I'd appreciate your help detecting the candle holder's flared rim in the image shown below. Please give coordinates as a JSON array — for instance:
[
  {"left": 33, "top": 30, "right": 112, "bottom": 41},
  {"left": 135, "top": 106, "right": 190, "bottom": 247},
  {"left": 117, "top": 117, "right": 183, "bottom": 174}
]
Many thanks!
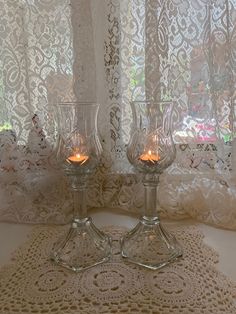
[{"left": 130, "top": 100, "right": 174, "bottom": 115}]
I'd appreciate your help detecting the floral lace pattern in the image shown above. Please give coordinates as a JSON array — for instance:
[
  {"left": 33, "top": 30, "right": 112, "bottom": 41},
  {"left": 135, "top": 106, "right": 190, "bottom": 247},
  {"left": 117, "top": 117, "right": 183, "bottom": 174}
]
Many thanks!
[
  {"left": 0, "top": 225, "right": 235, "bottom": 313},
  {"left": 0, "top": 0, "right": 236, "bottom": 228}
]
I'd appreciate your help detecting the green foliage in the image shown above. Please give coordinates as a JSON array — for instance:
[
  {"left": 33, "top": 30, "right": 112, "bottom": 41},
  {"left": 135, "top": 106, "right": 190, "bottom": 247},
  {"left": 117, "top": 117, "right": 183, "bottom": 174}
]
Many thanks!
[{"left": 0, "top": 122, "right": 12, "bottom": 132}]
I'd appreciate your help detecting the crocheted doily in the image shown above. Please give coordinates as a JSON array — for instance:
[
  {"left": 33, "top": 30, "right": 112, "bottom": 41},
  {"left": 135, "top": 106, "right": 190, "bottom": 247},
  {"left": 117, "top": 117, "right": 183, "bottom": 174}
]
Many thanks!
[{"left": 0, "top": 224, "right": 236, "bottom": 314}]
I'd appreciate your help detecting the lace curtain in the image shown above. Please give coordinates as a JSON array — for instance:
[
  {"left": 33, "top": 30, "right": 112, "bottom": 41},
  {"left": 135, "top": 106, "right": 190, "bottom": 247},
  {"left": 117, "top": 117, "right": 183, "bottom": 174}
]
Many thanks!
[{"left": 0, "top": 0, "right": 236, "bottom": 228}]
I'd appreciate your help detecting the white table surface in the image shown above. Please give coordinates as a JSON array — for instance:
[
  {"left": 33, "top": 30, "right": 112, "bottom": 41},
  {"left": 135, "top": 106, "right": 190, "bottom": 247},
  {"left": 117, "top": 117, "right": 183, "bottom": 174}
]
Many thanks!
[{"left": 0, "top": 212, "right": 236, "bottom": 284}]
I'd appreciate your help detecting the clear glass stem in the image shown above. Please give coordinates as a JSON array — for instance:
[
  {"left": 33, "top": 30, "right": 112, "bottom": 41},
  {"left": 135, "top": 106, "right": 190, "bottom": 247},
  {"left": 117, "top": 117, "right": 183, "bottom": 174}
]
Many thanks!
[
  {"left": 143, "top": 174, "right": 159, "bottom": 221},
  {"left": 52, "top": 174, "right": 112, "bottom": 272},
  {"left": 121, "top": 173, "right": 182, "bottom": 270},
  {"left": 70, "top": 175, "right": 88, "bottom": 221}
]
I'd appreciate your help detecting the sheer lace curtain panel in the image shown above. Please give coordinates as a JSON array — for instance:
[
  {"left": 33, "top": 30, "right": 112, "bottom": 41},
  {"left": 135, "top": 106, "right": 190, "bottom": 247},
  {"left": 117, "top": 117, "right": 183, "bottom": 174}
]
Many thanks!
[{"left": 0, "top": 0, "right": 235, "bottom": 229}]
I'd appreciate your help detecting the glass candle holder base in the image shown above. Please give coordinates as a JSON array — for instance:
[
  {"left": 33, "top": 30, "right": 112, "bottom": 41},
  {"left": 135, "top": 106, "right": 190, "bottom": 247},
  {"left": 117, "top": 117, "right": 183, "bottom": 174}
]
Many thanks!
[
  {"left": 51, "top": 217, "right": 112, "bottom": 272},
  {"left": 120, "top": 217, "right": 182, "bottom": 270}
]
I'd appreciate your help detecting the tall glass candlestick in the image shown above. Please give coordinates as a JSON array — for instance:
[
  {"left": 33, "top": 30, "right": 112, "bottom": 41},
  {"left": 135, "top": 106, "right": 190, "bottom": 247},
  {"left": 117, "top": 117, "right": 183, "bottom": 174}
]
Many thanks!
[
  {"left": 121, "top": 100, "right": 182, "bottom": 270},
  {"left": 51, "top": 102, "right": 111, "bottom": 272}
]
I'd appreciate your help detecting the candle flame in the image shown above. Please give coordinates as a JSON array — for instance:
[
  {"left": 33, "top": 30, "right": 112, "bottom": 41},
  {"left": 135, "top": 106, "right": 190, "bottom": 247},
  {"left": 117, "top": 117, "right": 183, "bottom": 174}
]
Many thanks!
[
  {"left": 139, "top": 150, "right": 160, "bottom": 164},
  {"left": 67, "top": 152, "right": 89, "bottom": 165}
]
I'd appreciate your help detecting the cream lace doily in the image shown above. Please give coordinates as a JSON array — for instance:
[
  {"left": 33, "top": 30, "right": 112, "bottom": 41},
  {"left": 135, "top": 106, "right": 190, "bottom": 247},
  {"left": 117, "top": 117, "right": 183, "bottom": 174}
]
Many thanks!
[{"left": 0, "top": 225, "right": 235, "bottom": 314}]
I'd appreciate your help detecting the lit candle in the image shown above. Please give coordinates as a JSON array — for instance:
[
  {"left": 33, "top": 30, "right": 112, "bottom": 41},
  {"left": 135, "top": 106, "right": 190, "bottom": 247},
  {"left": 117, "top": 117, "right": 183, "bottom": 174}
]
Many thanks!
[
  {"left": 139, "top": 150, "right": 160, "bottom": 164},
  {"left": 67, "top": 153, "right": 89, "bottom": 165}
]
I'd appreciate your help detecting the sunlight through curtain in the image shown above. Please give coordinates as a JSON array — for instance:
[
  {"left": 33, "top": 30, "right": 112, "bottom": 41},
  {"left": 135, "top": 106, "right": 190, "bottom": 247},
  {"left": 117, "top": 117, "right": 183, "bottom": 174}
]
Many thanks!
[{"left": 0, "top": 0, "right": 235, "bottom": 228}]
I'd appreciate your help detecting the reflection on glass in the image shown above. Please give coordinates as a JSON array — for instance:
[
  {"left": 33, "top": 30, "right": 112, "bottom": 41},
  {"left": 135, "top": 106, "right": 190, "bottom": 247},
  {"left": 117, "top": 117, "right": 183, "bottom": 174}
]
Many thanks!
[
  {"left": 121, "top": 100, "right": 182, "bottom": 270},
  {"left": 51, "top": 102, "right": 111, "bottom": 272}
]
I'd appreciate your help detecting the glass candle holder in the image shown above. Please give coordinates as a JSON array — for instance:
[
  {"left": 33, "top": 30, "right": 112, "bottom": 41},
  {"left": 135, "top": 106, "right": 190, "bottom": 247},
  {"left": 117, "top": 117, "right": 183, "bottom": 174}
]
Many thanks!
[
  {"left": 51, "top": 102, "right": 111, "bottom": 272},
  {"left": 121, "top": 100, "right": 182, "bottom": 270}
]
